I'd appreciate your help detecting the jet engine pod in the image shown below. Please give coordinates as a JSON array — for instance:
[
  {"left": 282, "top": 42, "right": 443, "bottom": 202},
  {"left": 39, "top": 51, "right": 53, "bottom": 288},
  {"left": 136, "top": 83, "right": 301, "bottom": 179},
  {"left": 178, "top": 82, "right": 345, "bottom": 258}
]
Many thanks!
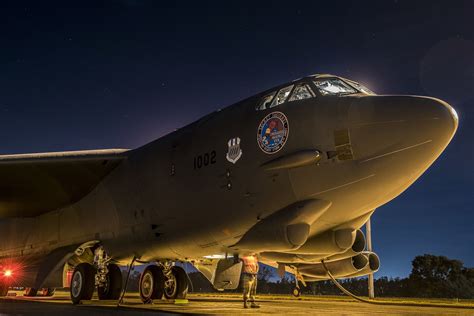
[
  {"left": 231, "top": 199, "right": 332, "bottom": 252},
  {"left": 288, "top": 228, "right": 357, "bottom": 255},
  {"left": 335, "top": 251, "right": 381, "bottom": 279},
  {"left": 321, "top": 229, "right": 366, "bottom": 261},
  {"left": 298, "top": 254, "right": 369, "bottom": 278},
  {"left": 302, "top": 252, "right": 380, "bottom": 282}
]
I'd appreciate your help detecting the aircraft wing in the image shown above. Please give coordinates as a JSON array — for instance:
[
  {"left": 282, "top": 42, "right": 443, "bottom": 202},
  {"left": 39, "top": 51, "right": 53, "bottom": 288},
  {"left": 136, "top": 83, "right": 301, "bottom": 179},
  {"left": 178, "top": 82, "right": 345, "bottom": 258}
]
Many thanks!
[{"left": 0, "top": 149, "right": 128, "bottom": 218}]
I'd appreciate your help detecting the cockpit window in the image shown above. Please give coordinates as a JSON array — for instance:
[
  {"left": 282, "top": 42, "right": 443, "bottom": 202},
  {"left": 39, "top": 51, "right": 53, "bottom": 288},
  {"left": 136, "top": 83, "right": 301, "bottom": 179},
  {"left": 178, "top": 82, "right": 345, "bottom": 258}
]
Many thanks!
[
  {"left": 346, "top": 80, "right": 375, "bottom": 95},
  {"left": 313, "top": 78, "right": 358, "bottom": 96},
  {"left": 256, "top": 92, "right": 276, "bottom": 110},
  {"left": 288, "top": 83, "right": 315, "bottom": 102},
  {"left": 271, "top": 85, "right": 294, "bottom": 107}
]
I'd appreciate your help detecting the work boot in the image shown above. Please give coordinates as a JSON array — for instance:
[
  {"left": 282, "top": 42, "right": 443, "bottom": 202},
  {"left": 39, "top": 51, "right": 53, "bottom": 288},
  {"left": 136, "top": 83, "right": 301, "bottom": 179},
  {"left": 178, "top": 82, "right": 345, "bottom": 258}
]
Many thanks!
[
  {"left": 243, "top": 299, "right": 248, "bottom": 308},
  {"left": 250, "top": 301, "right": 260, "bottom": 308}
]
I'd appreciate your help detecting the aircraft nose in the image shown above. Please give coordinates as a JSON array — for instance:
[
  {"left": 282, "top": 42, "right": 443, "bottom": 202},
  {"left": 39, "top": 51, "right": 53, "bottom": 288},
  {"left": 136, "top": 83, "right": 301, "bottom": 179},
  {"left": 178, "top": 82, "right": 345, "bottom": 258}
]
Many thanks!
[{"left": 348, "top": 95, "right": 458, "bottom": 165}]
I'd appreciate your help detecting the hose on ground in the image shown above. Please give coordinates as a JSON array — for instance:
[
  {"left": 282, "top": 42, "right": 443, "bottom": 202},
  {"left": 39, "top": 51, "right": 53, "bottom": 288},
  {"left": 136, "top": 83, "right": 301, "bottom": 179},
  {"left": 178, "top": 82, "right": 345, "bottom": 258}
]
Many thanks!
[
  {"left": 118, "top": 256, "right": 137, "bottom": 306},
  {"left": 321, "top": 260, "right": 374, "bottom": 304}
]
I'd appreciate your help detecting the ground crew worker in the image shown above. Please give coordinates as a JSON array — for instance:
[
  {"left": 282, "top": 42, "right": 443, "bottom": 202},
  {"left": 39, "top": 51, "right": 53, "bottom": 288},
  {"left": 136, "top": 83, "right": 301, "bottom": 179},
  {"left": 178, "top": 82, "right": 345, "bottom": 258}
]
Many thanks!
[{"left": 241, "top": 254, "right": 260, "bottom": 308}]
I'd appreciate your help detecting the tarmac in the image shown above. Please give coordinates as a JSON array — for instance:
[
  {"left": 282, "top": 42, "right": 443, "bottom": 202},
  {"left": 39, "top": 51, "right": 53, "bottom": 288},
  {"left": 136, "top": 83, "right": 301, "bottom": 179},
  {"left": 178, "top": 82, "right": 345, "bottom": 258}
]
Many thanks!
[{"left": 1, "top": 291, "right": 474, "bottom": 315}]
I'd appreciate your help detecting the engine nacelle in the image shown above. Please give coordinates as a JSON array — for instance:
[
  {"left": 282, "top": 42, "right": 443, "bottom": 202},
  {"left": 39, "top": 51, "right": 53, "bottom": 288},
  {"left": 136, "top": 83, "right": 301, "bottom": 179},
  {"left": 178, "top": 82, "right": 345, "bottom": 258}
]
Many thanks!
[
  {"left": 343, "top": 252, "right": 380, "bottom": 278},
  {"left": 302, "top": 251, "right": 380, "bottom": 281},
  {"left": 231, "top": 199, "right": 332, "bottom": 252},
  {"left": 287, "top": 228, "right": 360, "bottom": 255},
  {"left": 298, "top": 253, "right": 368, "bottom": 278},
  {"left": 259, "top": 229, "right": 365, "bottom": 264},
  {"left": 321, "top": 229, "right": 366, "bottom": 261}
]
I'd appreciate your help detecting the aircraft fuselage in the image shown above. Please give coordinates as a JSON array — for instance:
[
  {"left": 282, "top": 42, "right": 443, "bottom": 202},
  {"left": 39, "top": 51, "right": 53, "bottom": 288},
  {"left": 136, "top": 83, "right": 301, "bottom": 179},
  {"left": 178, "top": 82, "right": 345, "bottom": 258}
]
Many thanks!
[{"left": 0, "top": 74, "right": 458, "bottom": 289}]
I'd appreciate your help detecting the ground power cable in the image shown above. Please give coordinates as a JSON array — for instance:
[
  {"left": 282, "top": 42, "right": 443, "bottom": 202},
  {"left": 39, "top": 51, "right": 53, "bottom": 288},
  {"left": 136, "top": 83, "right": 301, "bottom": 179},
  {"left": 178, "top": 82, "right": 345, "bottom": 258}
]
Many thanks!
[
  {"left": 118, "top": 256, "right": 138, "bottom": 306},
  {"left": 320, "top": 260, "right": 376, "bottom": 304},
  {"left": 320, "top": 260, "right": 474, "bottom": 309}
]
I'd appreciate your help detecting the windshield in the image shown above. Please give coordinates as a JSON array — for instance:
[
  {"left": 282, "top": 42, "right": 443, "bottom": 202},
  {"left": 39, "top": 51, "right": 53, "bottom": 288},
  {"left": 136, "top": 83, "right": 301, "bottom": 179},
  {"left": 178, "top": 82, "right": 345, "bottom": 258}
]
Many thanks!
[
  {"left": 313, "top": 78, "right": 358, "bottom": 96},
  {"left": 346, "top": 80, "right": 376, "bottom": 95}
]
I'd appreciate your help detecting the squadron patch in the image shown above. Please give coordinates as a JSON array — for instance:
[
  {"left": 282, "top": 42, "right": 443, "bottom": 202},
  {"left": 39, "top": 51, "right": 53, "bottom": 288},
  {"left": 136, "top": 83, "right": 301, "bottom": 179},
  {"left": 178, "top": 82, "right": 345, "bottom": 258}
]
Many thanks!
[
  {"left": 226, "top": 137, "right": 242, "bottom": 164},
  {"left": 257, "top": 112, "right": 289, "bottom": 154}
]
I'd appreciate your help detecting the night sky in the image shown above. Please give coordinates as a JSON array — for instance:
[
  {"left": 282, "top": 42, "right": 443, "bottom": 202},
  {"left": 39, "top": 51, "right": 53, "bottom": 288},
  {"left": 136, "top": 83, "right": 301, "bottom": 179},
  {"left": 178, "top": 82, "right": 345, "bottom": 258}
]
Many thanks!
[{"left": 1, "top": 1, "right": 473, "bottom": 278}]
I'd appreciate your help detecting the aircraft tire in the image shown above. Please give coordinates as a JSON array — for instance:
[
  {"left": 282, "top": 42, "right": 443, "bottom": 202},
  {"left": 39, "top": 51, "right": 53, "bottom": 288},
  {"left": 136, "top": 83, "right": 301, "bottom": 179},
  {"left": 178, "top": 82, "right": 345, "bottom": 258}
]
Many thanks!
[
  {"left": 164, "top": 266, "right": 188, "bottom": 300},
  {"left": 0, "top": 283, "right": 8, "bottom": 296},
  {"left": 139, "top": 265, "right": 165, "bottom": 303},
  {"left": 24, "top": 287, "right": 38, "bottom": 297},
  {"left": 41, "top": 288, "right": 55, "bottom": 296},
  {"left": 98, "top": 264, "right": 122, "bottom": 300},
  {"left": 292, "top": 287, "right": 301, "bottom": 297},
  {"left": 70, "top": 263, "right": 96, "bottom": 305}
]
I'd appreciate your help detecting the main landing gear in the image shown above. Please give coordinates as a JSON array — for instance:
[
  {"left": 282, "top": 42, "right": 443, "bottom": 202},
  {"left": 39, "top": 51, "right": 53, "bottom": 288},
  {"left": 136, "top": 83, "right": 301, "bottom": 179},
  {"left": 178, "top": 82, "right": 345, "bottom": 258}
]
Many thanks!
[
  {"left": 139, "top": 263, "right": 188, "bottom": 303},
  {"left": 70, "top": 262, "right": 123, "bottom": 304},
  {"left": 68, "top": 245, "right": 189, "bottom": 305},
  {"left": 70, "top": 263, "right": 96, "bottom": 304},
  {"left": 70, "top": 245, "right": 123, "bottom": 305}
]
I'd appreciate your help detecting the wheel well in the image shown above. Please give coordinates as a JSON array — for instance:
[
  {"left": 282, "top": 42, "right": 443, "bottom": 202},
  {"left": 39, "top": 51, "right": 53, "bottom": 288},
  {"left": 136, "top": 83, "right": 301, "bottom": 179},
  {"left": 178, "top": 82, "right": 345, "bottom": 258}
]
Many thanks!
[{"left": 62, "top": 241, "right": 100, "bottom": 287}]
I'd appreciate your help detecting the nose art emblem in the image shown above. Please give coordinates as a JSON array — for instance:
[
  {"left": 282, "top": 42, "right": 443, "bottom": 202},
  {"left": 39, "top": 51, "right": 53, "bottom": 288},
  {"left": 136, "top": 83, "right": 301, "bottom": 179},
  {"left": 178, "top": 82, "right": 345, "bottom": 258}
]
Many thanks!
[
  {"left": 257, "top": 111, "right": 289, "bottom": 154},
  {"left": 226, "top": 137, "right": 243, "bottom": 164}
]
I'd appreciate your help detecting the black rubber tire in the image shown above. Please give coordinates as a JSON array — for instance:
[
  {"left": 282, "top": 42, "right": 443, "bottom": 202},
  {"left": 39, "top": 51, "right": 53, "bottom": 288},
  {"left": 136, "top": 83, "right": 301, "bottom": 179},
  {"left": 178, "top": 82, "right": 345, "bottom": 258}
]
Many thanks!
[
  {"left": 70, "top": 263, "right": 96, "bottom": 305},
  {"left": 292, "top": 287, "right": 301, "bottom": 297},
  {"left": 139, "top": 265, "right": 165, "bottom": 303},
  {"left": 98, "top": 264, "right": 122, "bottom": 300},
  {"left": 24, "top": 287, "right": 38, "bottom": 297},
  {"left": 164, "top": 266, "right": 188, "bottom": 300},
  {"left": 0, "top": 283, "right": 8, "bottom": 296},
  {"left": 41, "top": 288, "right": 55, "bottom": 297}
]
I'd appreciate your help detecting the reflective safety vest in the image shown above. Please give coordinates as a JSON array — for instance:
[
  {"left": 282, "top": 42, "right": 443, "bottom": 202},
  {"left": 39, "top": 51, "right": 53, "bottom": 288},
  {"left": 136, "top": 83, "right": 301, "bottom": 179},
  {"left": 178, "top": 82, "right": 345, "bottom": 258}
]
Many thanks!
[{"left": 242, "top": 255, "right": 259, "bottom": 275}]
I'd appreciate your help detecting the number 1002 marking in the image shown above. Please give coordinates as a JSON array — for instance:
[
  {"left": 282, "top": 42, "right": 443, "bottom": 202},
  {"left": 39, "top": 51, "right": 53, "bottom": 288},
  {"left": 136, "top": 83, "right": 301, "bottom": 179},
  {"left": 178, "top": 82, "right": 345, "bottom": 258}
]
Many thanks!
[{"left": 194, "top": 150, "right": 217, "bottom": 169}]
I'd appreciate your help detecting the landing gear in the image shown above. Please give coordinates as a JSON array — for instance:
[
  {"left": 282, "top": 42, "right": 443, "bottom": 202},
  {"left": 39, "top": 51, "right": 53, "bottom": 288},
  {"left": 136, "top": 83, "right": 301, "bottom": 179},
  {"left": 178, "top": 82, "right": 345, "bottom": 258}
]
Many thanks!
[
  {"left": 139, "top": 264, "right": 189, "bottom": 303},
  {"left": 24, "top": 287, "right": 38, "bottom": 297},
  {"left": 41, "top": 288, "right": 55, "bottom": 297},
  {"left": 98, "top": 264, "right": 122, "bottom": 300},
  {"left": 139, "top": 265, "right": 165, "bottom": 303},
  {"left": 70, "top": 263, "right": 96, "bottom": 305},
  {"left": 291, "top": 266, "right": 305, "bottom": 298},
  {"left": 292, "top": 286, "right": 301, "bottom": 297},
  {"left": 163, "top": 266, "right": 188, "bottom": 300},
  {"left": 68, "top": 245, "right": 125, "bottom": 304}
]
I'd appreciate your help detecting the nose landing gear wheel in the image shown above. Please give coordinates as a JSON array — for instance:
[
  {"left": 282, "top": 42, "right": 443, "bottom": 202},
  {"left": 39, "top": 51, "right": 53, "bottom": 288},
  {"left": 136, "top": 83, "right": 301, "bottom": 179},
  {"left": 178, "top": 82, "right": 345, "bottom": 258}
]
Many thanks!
[
  {"left": 292, "top": 287, "right": 301, "bottom": 297},
  {"left": 98, "top": 264, "right": 122, "bottom": 300},
  {"left": 164, "top": 266, "right": 188, "bottom": 300},
  {"left": 70, "top": 263, "right": 96, "bottom": 305},
  {"left": 139, "top": 265, "right": 165, "bottom": 304}
]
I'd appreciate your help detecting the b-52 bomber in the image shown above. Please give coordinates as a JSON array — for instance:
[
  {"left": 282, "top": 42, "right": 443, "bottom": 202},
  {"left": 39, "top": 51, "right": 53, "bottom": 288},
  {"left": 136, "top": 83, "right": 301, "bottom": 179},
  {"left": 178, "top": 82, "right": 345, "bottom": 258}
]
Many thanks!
[{"left": 0, "top": 74, "right": 458, "bottom": 303}]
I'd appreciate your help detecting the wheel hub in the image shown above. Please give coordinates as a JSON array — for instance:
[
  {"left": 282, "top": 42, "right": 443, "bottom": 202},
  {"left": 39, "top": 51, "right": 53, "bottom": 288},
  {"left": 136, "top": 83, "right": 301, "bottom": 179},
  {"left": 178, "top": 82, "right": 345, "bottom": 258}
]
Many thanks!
[
  {"left": 164, "top": 273, "right": 177, "bottom": 297},
  {"left": 71, "top": 272, "right": 82, "bottom": 297},
  {"left": 141, "top": 272, "right": 153, "bottom": 298}
]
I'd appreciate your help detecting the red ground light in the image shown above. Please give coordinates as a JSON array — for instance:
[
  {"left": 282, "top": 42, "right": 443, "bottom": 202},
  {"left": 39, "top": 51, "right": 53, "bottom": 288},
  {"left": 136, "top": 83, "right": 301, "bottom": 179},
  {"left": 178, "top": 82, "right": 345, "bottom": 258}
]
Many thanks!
[{"left": 0, "top": 262, "right": 24, "bottom": 285}]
